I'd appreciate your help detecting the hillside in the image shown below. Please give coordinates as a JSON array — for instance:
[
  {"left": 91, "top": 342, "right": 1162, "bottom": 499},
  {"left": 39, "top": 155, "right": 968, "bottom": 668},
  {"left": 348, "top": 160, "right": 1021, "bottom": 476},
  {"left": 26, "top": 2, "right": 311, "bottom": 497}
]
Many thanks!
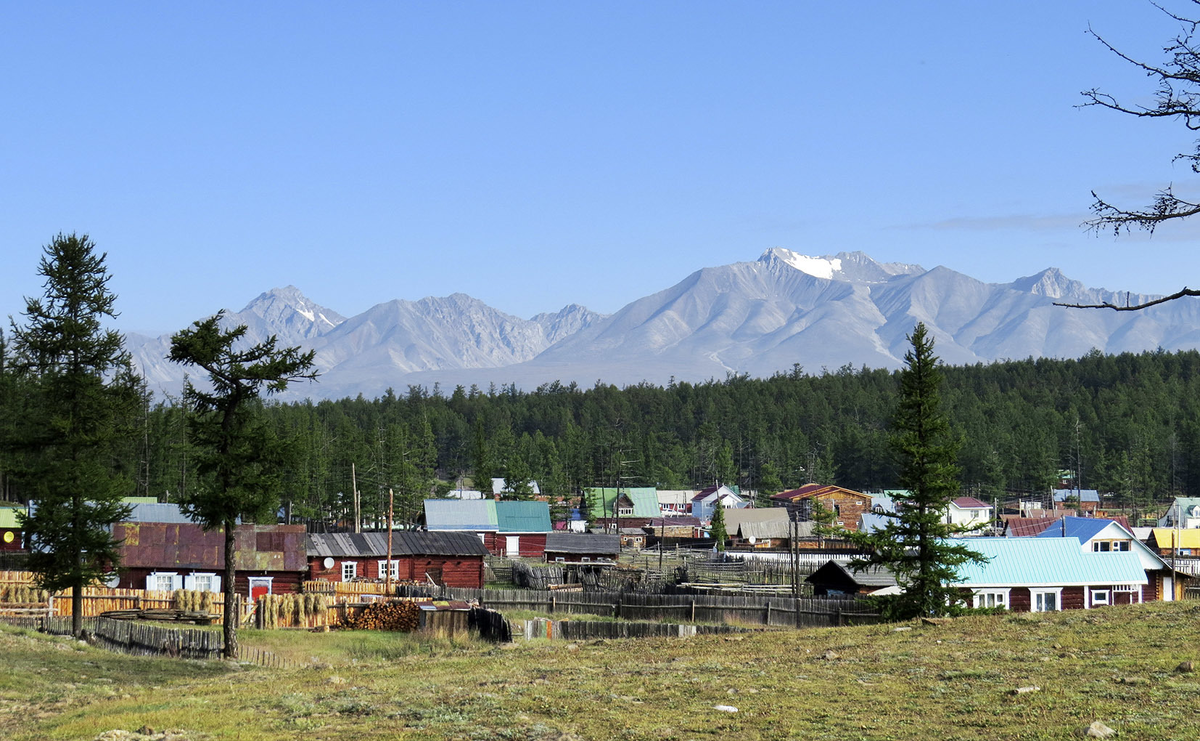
[{"left": 4, "top": 602, "right": 1199, "bottom": 740}]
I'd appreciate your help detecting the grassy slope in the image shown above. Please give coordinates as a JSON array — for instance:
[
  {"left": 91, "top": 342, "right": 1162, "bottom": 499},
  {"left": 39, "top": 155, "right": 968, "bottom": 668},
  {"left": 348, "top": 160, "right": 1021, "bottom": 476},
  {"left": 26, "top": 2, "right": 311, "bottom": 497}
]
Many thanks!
[{"left": 5, "top": 601, "right": 1200, "bottom": 741}]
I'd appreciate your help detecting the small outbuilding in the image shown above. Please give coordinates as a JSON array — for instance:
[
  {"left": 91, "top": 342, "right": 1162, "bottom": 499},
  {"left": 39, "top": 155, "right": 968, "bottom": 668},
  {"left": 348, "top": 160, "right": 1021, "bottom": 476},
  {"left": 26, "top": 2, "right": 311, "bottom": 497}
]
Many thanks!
[
  {"left": 543, "top": 532, "right": 620, "bottom": 563},
  {"left": 806, "top": 560, "right": 898, "bottom": 596}
]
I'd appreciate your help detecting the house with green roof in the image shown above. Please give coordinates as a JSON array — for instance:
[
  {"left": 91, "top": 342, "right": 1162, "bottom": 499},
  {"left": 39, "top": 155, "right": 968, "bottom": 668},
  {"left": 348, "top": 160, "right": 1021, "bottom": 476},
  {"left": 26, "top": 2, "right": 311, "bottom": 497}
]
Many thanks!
[
  {"left": 424, "top": 499, "right": 552, "bottom": 558},
  {"left": 585, "top": 487, "right": 659, "bottom": 521}
]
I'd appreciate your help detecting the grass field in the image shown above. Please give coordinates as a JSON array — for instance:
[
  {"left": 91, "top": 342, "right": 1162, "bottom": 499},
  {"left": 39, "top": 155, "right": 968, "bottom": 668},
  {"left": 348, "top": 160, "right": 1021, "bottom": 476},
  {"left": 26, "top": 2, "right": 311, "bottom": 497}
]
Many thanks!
[{"left": 4, "top": 601, "right": 1200, "bottom": 740}]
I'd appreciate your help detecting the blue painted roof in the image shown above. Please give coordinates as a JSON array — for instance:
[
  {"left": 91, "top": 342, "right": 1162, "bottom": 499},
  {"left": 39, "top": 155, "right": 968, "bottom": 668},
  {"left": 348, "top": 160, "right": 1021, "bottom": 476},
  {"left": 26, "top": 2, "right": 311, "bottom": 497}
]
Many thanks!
[
  {"left": 496, "top": 501, "right": 552, "bottom": 533},
  {"left": 859, "top": 512, "right": 896, "bottom": 534},
  {"left": 424, "top": 499, "right": 498, "bottom": 531},
  {"left": 952, "top": 537, "right": 1147, "bottom": 587},
  {"left": 1035, "top": 516, "right": 1119, "bottom": 543}
]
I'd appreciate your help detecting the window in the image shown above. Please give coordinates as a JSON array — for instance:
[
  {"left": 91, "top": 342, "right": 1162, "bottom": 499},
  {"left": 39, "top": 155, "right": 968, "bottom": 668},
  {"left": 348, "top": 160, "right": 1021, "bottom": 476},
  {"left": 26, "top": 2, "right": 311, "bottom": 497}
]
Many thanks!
[
  {"left": 1091, "top": 590, "right": 1110, "bottom": 606},
  {"left": 972, "top": 589, "right": 1010, "bottom": 609},
  {"left": 1031, "top": 588, "right": 1062, "bottom": 612},
  {"left": 148, "top": 572, "right": 179, "bottom": 592},
  {"left": 1093, "top": 540, "right": 1132, "bottom": 552},
  {"left": 191, "top": 573, "right": 215, "bottom": 593},
  {"left": 377, "top": 560, "right": 399, "bottom": 580},
  {"left": 341, "top": 561, "right": 357, "bottom": 581}
]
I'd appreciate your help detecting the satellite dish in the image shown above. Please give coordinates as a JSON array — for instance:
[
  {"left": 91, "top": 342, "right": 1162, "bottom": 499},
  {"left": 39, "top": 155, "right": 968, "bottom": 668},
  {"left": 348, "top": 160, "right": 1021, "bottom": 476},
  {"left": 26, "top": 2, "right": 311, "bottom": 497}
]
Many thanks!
[
  {"left": 2, "top": 530, "right": 13, "bottom": 544},
  {"left": 323, "top": 557, "right": 335, "bottom": 569},
  {"left": 748, "top": 536, "right": 757, "bottom": 544},
  {"left": 104, "top": 573, "right": 120, "bottom": 588}
]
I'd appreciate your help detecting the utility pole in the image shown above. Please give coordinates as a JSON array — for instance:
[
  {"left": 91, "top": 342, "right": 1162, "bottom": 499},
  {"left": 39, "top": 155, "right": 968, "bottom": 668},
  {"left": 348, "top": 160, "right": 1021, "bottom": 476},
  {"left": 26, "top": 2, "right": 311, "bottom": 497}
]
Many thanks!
[
  {"left": 386, "top": 488, "right": 394, "bottom": 595},
  {"left": 352, "top": 462, "right": 361, "bottom": 533}
]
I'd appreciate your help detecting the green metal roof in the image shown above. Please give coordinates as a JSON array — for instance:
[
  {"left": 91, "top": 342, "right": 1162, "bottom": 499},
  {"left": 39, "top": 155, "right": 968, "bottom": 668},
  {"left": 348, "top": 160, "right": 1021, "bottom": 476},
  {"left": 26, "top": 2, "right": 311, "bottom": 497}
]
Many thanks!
[
  {"left": 952, "top": 537, "right": 1147, "bottom": 588},
  {"left": 495, "top": 501, "right": 552, "bottom": 532},
  {"left": 424, "top": 499, "right": 499, "bottom": 531},
  {"left": 585, "top": 487, "right": 659, "bottom": 518}
]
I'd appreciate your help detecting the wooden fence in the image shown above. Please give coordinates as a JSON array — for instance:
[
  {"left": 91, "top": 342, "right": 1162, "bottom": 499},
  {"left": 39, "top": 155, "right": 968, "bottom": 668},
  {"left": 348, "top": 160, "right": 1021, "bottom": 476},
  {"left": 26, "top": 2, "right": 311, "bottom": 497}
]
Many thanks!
[
  {"left": 0, "top": 575, "right": 255, "bottom": 624},
  {"left": 396, "top": 586, "right": 880, "bottom": 628},
  {"left": 0, "top": 614, "right": 298, "bottom": 668},
  {"left": 516, "top": 617, "right": 748, "bottom": 640}
]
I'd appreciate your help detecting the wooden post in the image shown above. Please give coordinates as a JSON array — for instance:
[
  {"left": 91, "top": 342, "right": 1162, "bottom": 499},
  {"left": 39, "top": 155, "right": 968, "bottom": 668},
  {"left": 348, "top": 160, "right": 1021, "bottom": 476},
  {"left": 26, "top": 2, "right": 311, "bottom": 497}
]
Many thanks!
[
  {"left": 352, "top": 462, "right": 361, "bottom": 533},
  {"left": 766, "top": 601, "right": 771, "bottom": 626},
  {"left": 690, "top": 599, "right": 696, "bottom": 622}
]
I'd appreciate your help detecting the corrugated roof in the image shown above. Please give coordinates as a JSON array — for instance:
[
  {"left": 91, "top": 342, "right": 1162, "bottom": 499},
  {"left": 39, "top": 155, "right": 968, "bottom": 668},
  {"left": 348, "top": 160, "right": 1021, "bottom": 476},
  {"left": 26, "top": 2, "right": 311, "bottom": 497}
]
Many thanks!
[
  {"left": 1150, "top": 528, "right": 1200, "bottom": 549},
  {"left": 953, "top": 497, "right": 992, "bottom": 510},
  {"left": 123, "top": 502, "right": 204, "bottom": 524},
  {"left": 1053, "top": 489, "right": 1100, "bottom": 503},
  {"left": 544, "top": 532, "right": 620, "bottom": 555},
  {"left": 307, "top": 531, "right": 489, "bottom": 558},
  {"left": 1035, "top": 516, "right": 1120, "bottom": 543},
  {"left": 424, "top": 499, "right": 498, "bottom": 531},
  {"left": 738, "top": 520, "right": 792, "bottom": 540},
  {"left": 585, "top": 488, "right": 659, "bottom": 519},
  {"left": 806, "top": 561, "right": 898, "bottom": 588},
  {"left": 495, "top": 501, "right": 552, "bottom": 533},
  {"left": 1003, "top": 516, "right": 1060, "bottom": 537},
  {"left": 953, "top": 537, "right": 1147, "bottom": 587}
]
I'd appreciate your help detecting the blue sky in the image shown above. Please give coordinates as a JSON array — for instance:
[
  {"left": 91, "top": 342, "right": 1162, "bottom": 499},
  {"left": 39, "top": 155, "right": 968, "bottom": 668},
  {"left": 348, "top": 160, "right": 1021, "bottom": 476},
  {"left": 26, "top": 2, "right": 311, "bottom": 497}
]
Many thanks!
[{"left": 4, "top": 1, "right": 1200, "bottom": 335}]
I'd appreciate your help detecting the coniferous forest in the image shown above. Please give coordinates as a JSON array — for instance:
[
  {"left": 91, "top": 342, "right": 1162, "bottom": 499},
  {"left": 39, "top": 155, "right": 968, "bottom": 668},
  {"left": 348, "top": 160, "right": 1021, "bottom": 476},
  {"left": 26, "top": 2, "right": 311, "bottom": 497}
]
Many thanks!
[{"left": 4, "top": 347, "right": 1187, "bottom": 530}]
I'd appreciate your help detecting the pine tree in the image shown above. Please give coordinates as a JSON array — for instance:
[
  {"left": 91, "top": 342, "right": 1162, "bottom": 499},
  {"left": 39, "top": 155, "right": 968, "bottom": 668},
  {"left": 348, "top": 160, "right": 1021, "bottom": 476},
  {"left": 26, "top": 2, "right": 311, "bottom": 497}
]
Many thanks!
[
  {"left": 710, "top": 500, "right": 728, "bottom": 552},
  {"left": 168, "top": 312, "right": 317, "bottom": 658},
  {"left": 847, "top": 323, "right": 985, "bottom": 619},
  {"left": 9, "top": 234, "right": 142, "bottom": 636}
]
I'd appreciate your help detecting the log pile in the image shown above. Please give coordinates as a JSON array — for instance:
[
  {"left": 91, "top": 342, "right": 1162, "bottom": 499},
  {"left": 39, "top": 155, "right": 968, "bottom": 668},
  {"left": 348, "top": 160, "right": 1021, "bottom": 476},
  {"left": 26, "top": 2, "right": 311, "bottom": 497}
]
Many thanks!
[{"left": 343, "top": 599, "right": 419, "bottom": 631}]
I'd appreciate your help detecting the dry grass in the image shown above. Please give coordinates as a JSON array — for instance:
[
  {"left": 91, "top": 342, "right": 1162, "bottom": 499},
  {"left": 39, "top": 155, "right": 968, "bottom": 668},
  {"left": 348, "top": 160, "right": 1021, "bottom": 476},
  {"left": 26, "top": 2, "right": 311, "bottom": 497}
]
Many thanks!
[{"left": 5, "top": 601, "right": 1200, "bottom": 740}]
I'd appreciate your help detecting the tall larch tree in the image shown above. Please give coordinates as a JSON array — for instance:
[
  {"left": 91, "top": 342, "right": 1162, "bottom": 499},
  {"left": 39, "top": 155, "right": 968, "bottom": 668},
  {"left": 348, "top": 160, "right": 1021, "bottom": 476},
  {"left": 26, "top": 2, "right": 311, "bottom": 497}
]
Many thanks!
[
  {"left": 10, "top": 234, "right": 142, "bottom": 637},
  {"left": 168, "top": 312, "right": 317, "bottom": 658}
]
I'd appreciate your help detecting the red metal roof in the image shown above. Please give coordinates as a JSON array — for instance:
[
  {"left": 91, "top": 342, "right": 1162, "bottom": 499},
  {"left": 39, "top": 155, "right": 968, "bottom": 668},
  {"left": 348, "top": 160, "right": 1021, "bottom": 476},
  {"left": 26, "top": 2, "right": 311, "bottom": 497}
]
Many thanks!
[{"left": 953, "top": 497, "right": 992, "bottom": 510}]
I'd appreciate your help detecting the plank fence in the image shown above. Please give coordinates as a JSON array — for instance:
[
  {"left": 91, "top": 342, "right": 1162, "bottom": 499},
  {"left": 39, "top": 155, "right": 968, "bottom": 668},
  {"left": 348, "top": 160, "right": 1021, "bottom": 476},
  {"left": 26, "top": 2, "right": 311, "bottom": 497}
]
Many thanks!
[
  {"left": 0, "top": 575, "right": 255, "bottom": 624},
  {"left": 396, "top": 586, "right": 881, "bottom": 628},
  {"left": 0, "top": 614, "right": 299, "bottom": 669},
  {"left": 516, "top": 617, "right": 749, "bottom": 640}
]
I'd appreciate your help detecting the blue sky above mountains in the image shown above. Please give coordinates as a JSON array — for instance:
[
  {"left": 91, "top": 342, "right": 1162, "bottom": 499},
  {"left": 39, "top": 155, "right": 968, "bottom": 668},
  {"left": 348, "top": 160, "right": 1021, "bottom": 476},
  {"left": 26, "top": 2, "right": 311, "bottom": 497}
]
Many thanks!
[{"left": 3, "top": 1, "right": 1199, "bottom": 335}]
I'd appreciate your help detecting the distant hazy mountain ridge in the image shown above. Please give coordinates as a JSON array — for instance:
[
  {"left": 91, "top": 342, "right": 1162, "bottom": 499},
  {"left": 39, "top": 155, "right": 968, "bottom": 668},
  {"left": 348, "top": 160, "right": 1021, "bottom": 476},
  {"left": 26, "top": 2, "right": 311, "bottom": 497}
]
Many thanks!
[{"left": 128, "top": 250, "right": 1200, "bottom": 400}]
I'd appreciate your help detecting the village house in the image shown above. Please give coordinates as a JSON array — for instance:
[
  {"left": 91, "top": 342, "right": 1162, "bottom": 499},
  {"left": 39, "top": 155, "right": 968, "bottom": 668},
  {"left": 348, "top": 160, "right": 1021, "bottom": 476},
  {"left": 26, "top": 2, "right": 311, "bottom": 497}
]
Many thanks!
[
  {"left": 656, "top": 490, "right": 696, "bottom": 516},
  {"left": 691, "top": 485, "right": 748, "bottom": 523},
  {"left": 423, "top": 499, "right": 553, "bottom": 558},
  {"left": 946, "top": 496, "right": 994, "bottom": 531},
  {"left": 725, "top": 508, "right": 792, "bottom": 549},
  {"left": 0, "top": 504, "right": 22, "bottom": 552},
  {"left": 954, "top": 537, "right": 1152, "bottom": 611},
  {"left": 772, "top": 484, "right": 871, "bottom": 532},
  {"left": 1035, "top": 516, "right": 1181, "bottom": 601},
  {"left": 110, "top": 505, "right": 306, "bottom": 599},
  {"left": 306, "top": 531, "right": 489, "bottom": 589},
  {"left": 1147, "top": 528, "right": 1200, "bottom": 561},
  {"left": 585, "top": 487, "right": 660, "bottom": 521},
  {"left": 1158, "top": 497, "right": 1200, "bottom": 528},
  {"left": 1053, "top": 489, "right": 1100, "bottom": 514}
]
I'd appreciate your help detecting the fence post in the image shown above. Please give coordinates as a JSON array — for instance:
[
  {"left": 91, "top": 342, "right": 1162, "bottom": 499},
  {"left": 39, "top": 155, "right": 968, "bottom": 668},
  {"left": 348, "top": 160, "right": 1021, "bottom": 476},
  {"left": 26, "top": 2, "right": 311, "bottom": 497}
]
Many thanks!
[
  {"left": 836, "top": 605, "right": 843, "bottom": 627},
  {"left": 766, "top": 602, "right": 771, "bottom": 626},
  {"left": 690, "top": 599, "right": 696, "bottom": 623},
  {"left": 795, "top": 596, "right": 801, "bottom": 628},
  {"left": 550, "top": 595, "right": 555, "bottom": 615}
]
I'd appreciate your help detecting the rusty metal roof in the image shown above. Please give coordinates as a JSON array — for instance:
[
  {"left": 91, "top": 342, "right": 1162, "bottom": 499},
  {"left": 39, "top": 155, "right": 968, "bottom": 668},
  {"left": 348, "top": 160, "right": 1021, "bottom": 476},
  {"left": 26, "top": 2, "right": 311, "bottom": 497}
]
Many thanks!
[
  {"left": 114, "top": 523, "right": 306, "bottom": 572},
  {"left": 307, "top": 531, "right": 489, "bottom": 558}
]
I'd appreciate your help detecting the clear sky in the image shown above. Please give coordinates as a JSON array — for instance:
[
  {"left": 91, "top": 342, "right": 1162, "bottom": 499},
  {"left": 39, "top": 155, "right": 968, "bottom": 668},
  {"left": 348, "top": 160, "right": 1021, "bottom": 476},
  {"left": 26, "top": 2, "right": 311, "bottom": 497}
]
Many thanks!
[{"left": 4, "top": 1, "right": 1200, "bottom": 336}]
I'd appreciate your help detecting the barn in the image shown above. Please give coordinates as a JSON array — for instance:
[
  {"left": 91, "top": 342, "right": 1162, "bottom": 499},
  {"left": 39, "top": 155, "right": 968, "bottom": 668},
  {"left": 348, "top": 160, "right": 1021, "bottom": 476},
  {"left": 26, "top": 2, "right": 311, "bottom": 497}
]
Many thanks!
[
  {"left": 307, "top": 531, "right": 489, "bottom": 589},
  {"left": 423, "top": 499, "right": 553, "bottom": 558},
  {"left": 543, "top": 532, "right": 620, "bottom": 562}
]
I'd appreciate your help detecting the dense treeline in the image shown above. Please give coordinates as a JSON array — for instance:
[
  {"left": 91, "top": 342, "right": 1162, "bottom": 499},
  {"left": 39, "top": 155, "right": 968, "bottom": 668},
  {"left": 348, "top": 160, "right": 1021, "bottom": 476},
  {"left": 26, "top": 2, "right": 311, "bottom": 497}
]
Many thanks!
[
  {"left": 125, "top": 348, "right": 1200, "bottom": 528},
  {"left": 6, "top": 342, "right": 1200, "bottom": 530}
]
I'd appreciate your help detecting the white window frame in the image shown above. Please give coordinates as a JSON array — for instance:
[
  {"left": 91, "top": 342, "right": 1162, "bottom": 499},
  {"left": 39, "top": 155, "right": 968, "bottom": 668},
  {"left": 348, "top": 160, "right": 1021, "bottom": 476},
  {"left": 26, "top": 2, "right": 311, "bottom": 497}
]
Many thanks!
[
  {"left": 1091, "top": 589, "right": 1110, "bottom": 606},
  {"left": 505, "top": 535, "right": 521, "bottom": 556},
  {"left": 341, "top": 561, "right": 358, "bottom": 582},
  {"left": 247, "top": 576, "right": 273, "bottom": 598},
  {"left": 971, "top": 588, "right": 1011, "bottom": 610},
  {"left": 185, "top": 572, "right": 220, "bottom": 594},
  {"left": 377, "top": 559, "right": 399, "bottom": 580},
  {"left": 147, "top": 571, "right": 181, "bottom": 592},
  {"left": 1030, "top": 587, "right": 1063, "bottom": 613}
]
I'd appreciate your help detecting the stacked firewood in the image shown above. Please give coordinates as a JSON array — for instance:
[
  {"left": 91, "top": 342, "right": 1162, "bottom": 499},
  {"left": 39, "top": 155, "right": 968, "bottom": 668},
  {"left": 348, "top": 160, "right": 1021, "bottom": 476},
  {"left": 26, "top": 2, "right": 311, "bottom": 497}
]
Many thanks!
[{"left": 343, "top": 599, "right": 420, "bottom": 632}]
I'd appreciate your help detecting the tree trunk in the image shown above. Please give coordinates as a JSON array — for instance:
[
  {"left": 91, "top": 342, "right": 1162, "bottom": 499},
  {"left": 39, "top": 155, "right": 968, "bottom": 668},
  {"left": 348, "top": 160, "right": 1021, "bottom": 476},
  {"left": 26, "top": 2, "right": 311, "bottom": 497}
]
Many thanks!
[{"left": 223, "top": 519, "right": 238, "bottom": 659}]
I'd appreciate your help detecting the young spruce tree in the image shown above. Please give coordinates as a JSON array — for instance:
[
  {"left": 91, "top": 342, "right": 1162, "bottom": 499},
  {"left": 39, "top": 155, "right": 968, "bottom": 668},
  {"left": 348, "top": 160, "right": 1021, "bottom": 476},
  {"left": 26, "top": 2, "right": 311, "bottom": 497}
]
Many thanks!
[
  {"left": 848, "top": 323, "right": 985, "bottom": 619},
  {"left": 168, "top": 312, "right": 317, "bottom": 658},
  {"left": 10, "top": 234, "right": 142, "bottom": 637}
]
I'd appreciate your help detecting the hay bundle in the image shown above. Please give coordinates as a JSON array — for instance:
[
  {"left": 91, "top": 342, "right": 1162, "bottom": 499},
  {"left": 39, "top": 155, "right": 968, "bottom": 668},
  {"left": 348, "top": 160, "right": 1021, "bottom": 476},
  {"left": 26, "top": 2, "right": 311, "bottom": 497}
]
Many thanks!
[
  {"left": 343, "top": 599, "right": 420, "bottom": 632},
  {"left": 2, "top": 585, "right": 50, "bottom": 604}
]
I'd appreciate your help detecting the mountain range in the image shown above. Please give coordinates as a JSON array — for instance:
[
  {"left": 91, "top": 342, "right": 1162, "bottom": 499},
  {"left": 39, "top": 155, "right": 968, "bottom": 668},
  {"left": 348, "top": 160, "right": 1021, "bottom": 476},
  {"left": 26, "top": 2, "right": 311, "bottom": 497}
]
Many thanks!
[{"left": 127, "top": 249, "right": 1200, "bottom": 400}]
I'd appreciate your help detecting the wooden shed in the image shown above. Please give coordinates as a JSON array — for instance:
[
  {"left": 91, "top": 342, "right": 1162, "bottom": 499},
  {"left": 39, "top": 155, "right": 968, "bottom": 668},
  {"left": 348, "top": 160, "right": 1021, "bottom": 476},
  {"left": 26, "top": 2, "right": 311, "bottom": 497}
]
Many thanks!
[
  {"left": 543, "top": 532, "right": 620, "bottom": 562},
  {"left": 806, "top": 560, "right": 898, "bottom": 596},
  {"left": 307, "top": 531, "right": 489, "bottom": 589}
]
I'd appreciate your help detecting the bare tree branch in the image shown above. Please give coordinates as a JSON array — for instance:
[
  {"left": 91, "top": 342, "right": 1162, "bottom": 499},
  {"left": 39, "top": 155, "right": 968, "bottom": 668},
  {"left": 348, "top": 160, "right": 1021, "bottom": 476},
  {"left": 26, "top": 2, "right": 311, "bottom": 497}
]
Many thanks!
[{"left": 1055, "top": 286, "right": 1200, "bottom": 310}]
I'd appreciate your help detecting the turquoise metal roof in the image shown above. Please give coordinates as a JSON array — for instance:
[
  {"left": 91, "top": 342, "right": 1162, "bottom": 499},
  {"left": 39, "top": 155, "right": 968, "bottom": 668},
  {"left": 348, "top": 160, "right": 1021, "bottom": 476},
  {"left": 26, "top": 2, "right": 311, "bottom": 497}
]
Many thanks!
[
  {"left": 496, "top": 501, "right": 552, "bottom": 532},
  {"left": 424, "top": 499, "right": 498, "bottom": 531},
  {"left": 952, "top": 537, "right": 1147, "bottom": 587},
  {"left": 585, "top": 487, "right": 659, "bottom": 518}
]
